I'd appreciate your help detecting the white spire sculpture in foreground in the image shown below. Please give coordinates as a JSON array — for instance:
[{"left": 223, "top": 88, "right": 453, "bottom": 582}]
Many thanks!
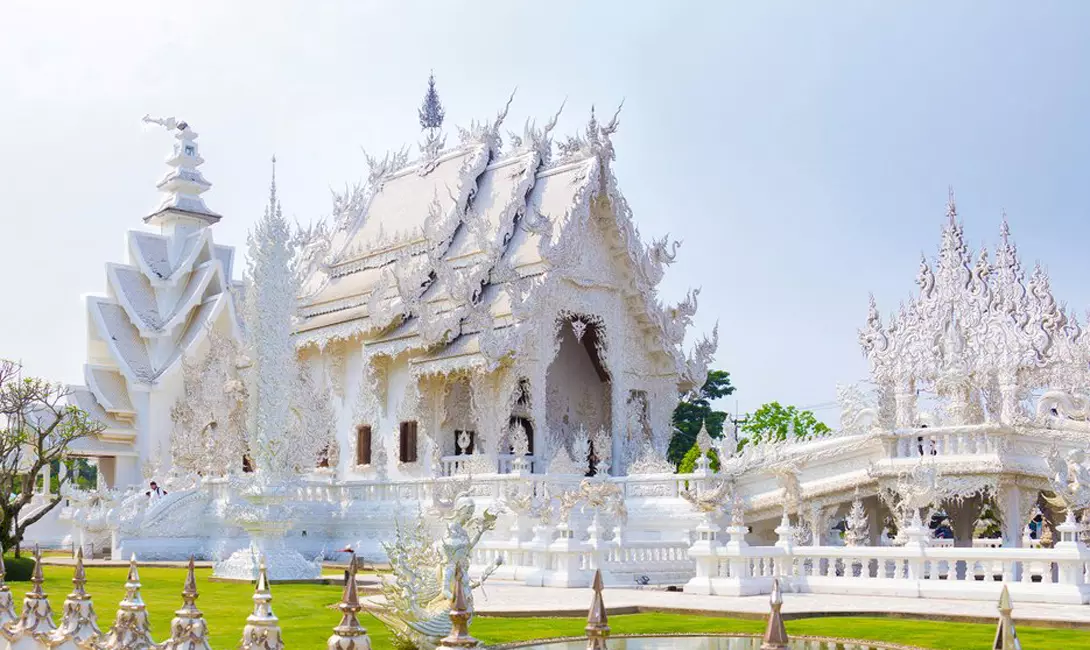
[
  {"left": 100, "top": 555, "right": 155, "bottom": 650},
  {"left": 240, "top": 561, "right": 285, "bottom": 650}
]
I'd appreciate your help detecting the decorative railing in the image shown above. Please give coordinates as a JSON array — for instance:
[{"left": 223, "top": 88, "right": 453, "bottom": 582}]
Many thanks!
[
  {"left": 688, "top": 514, "right": 1090, "bottom": 604},
  {"left": 471, "top": 535, "right": 693, "bottom": 588}
]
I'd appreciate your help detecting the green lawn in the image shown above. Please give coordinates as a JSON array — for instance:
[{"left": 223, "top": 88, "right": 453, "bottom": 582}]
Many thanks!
[{"left": 3, "top": 565, "right": 1085, "bottom": 650}]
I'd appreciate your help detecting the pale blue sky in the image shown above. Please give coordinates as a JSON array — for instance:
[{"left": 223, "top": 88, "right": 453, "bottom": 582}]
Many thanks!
[{"left": 2, "top": 1, "right": 1089, "bottom": 420}]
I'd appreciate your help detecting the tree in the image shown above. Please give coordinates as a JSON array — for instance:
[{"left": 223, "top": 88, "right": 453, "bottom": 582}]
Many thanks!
[
  {"left": 0, "top": 360, "right": 104, "bottom": 555},
  {"left": 668, "top": 369, "right": 734, "bottom": 466},
  {"left": 740, "top": 401, "right": 830, "bottom": 446},
  {"left": 678, "top": 445, "right": 720, "bottom": 474}
]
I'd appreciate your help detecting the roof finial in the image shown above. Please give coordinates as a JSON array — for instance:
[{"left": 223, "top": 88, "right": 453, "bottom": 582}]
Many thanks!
[
  {"left": 419, "top": 71, "right": 445, "bottom": 131},
  {"left": 269, "top": 155, "right": 278, "bottom": 213},
  {"left": 142, "top": 114, "right": 221, "bottom": 227},
  {"left": 945, "top": 185, "right": 957, "bottom": 221}
]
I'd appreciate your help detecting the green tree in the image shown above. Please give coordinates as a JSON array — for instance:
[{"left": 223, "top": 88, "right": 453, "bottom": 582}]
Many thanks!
[
  {"left": 669, "top": 369, "right": 734, "bottom": 466},
  {"left": 677, "top": 445, "right": 720, "bottom": 474},
  {"left": 740, "top": 401, "right": 830, "bottom": 446},
  {"left": 0, "top": 360, "right": 104, "bottom": 555}
]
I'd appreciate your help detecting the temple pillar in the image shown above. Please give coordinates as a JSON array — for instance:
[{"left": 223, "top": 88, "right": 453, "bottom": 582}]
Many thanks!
[
  {"left": 944, "top": 495, "right": 982, "bottom": 549},
  {"left": 997, "top": 370, "right": 1022, "bottom": 425},
  {"left": 894, "top": 378, "right": 916, "bottom": 428},
  {"left": 997, "top": 483, "right": 1037, "bottom": 548}
]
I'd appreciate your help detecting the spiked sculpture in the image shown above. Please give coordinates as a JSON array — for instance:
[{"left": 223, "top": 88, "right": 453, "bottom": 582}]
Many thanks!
[
  {"left": 0, "top": 550, "right": 17, "bottom": 631},
  {"left": 161, "top": 557, "right": 212, "bottom": 650},
  {"left": 760, "top": 578, "right": 789, "bottom": 650},
  {"left": 50, "top": 547, "right": 102, "bottom": 647},
  {"left": 993, "top": 585, "right": 1022, "bottom": 650},
  {"left": 14, "top": 546, "right": 56, "bottom": 642},
  {"left": 240, "top": 561, "right": 285, "bottom": 650},
  {"left": 437, "top": 565, "right": 478, "bottom": 648},
  {"left": 328, "top": 552, "right": 372, "bottom": 649},
  {"left": 584, "top": 569, "right": 610, "bottom": 650},
  {"left": 100, "top": 555, "right": 155, "bottom": 650}
]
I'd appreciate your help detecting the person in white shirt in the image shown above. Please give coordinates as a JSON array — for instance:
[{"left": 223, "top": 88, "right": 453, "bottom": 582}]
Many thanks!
[{"left": 145, "top": 481, "right": 167, "bottom": 499}]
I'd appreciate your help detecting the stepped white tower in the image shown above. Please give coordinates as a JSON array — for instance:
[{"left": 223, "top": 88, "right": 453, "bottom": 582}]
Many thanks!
[{"left": 65, "top": 117, "right": 241, "bottom": 489}]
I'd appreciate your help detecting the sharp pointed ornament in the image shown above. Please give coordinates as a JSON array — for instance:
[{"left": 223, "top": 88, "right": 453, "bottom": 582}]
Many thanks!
[
  {"left": 51, "top": 546, "right": 103, "bottom": 647},
  {"left": 240, "top": 559, "right": 285, "bottom": 650},
  {"left": 585, "top": 569, "right": 610, "bottom": 650},
  {"left": 437, "top": 564, "right": 479, "bottom": 648},
  {"left": 993, "top": 584, "right": 1022, "bottom": 650},
  {"left": 142, "top": 114, "right": 221, "bottom": 227},
  {"left": 162, "top": 557, "right": 212, "bottom": 650},
  {"left": 328, "top": 552, "right": 371, "bottom": 649},
  {"left": 14, "top": 545, "right": 56, "bottom": 639},
  {"left": 101, "top": 553, "right": 155, "bottom": 650},
  {"left": 760, "top": 578, "right": 789, "bottom": 650}
]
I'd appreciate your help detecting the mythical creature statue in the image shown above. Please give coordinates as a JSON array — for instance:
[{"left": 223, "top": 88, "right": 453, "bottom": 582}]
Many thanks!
[
  {"left": 374, "top": 492, "right": 500, "bottom": 650},
  {"left": 1046, "top": 449, "right": 1090, "bottom": 511}
]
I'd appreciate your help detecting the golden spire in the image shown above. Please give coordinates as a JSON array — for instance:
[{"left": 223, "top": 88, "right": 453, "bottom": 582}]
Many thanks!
[
  {"left": 760, "top": 578, "right": 789, "bottom": 650},
  {"left": 585, "top": 569, "right": 610, "bottom": 650}
]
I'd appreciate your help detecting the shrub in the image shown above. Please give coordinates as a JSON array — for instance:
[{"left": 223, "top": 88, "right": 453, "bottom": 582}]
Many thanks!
[
  {"left": 677, "top": 444, "right": 720, "bottom": 474},
  {"left": 2, "top": 554, "right": 34, "bottom": 581}
]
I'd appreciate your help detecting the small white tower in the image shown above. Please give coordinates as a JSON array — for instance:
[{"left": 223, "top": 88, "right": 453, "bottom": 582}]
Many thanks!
[{"left": 142, "top": 114, "right": 221, "bottom": 234}]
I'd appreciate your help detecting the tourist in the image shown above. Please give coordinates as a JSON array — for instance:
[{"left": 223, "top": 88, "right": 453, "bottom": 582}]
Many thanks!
[{"left": 145, "top": 481, "right": 167, "bottom": 499}]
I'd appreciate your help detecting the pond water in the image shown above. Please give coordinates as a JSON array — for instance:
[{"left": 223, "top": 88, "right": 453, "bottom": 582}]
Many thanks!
[{"left": 511, "top": 636, "right": 903, "bottom": 650}]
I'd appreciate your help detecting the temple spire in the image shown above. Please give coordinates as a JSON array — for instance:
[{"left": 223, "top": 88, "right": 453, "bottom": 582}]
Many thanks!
[
  {"left": 761, "top": 578, "right": 789, "bottom": 650},
  {"left": 585, "top": 569, "right": 610, "bottom": 650},
  {"left": 51, "top": 547, "right": 102, "bottom": 646},
  {"left": 419, "top": 72, "right": 445, "bottom": 130},
  {"left": 327, "top": 552, "right": 371, "bottom": 649},
  {"left": 162, "top": 557, "right": 212, "bottom": 650},
  {"left": 142, "top": 114, "right": 222, "bottom": 231},
  {"left": 993, "top": 584, "right": 1022, "bottom": 650}
]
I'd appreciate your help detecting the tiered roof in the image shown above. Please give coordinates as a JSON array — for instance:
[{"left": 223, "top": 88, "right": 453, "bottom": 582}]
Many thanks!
[
  {"left": 70, "top": 117, "right": 241, "bottom": 446},
  {"left": 296, "top": 100, "right": 716, "bottom": 390}
]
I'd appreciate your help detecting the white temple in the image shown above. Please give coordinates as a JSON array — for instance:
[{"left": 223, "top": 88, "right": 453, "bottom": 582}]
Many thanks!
[
  {"left": 65, "top": 116, "right": 241, "bottom": 489},
  {"left": 25, "top": 91, "right": 1090, "bottom": 605}
]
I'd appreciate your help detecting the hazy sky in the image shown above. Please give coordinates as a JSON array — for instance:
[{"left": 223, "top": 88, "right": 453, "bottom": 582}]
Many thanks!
[{"left": 3, "top": 1, "right": 1089, "bottom": 421}]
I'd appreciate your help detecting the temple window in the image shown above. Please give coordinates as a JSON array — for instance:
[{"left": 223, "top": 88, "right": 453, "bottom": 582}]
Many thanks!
[
  {"left": 508, "top": 416, "right": 534, "bottom": 455},
  {"left": 455, "top": 430, "right": 475, "bottom": 455},
  {"left": 399, "top": 421, "right": 418, "bottom": 463},
  {"left": 316, "top": 445, "right": 330, "bottom": 468},
  {"left": 356, "top": 425, "right": 372, "bottom": 465}
]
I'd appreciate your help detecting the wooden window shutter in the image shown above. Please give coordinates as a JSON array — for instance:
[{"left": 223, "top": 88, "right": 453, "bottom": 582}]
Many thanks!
[{"left": 356, "top": 425, "right": 372, "bottom": 466}]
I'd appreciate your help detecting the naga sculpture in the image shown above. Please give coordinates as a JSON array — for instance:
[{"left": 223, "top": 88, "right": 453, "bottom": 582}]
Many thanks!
[{"left": 374, "top": 492, "right": 501, "bottom": 650}]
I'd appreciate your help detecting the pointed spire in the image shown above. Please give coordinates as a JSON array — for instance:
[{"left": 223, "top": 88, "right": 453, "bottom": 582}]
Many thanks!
[
  {"left": 162, "top": 557, "right": 212, "bottom": 650},
  {"left": 438, "top": 564, "right": 478, "bottom": 648},
  {"left": 585, "top": 569, "right": 610, "bottom": 650},
  {"left": 327, "top": 552, "right": 371, "bottom": 649},
  {"left": 142, "top": 114, "right": 221, "bottom": 228},
  {"left": 269, "top": 155, "right": 278, "bottom": 210},
  {"left": 51, "top": 546, "right": 103, "bottom": 647},
  {"left": 71, "top": 546, "right": 88, "bottom": 598},
  {"left": 760, "top": 578, "right": 789, "bottom": 650},
  {"left": 241, "top": 559, "right": 285, "bottom": 650},
  {"left": 945, "top": 185, "right": 957, "bottom": 221},
  {"left": 101, "top": 553, "right": 155, "bottom": 649},
  {"left": 419, "top": 71, "right": 446, "bottom": 130},
  {"left": 993, "top": 584, "right": 1022, "bottom": 650},
  {"left": 17, "top": 546, "right": 56, "bottom": 637}
]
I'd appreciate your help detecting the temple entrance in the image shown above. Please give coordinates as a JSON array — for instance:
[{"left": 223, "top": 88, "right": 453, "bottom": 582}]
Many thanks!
[{"left": 545, "top": 316, "right": 612, "bottom": 475}]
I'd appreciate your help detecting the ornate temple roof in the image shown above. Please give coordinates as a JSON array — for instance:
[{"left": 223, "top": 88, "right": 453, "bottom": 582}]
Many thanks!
[
  {"left": 69, "top": 118, "right": 242, "bottom": 450},
  {"left": 294, "top": 99, "right": 716, "bottom": 391},
  {"left": 859, "top": 190, "right": 1090, "bottom": 394}
]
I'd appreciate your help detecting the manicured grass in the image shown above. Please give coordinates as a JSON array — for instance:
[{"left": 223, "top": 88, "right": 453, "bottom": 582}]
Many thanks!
[{"left": 5, "top": 565, "right": 1086, "bottom": 649}]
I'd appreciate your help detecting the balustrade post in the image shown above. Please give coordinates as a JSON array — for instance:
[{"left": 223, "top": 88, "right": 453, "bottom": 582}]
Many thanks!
[{"left": 685, "top": 513, "right": 721, "bottom": 594}]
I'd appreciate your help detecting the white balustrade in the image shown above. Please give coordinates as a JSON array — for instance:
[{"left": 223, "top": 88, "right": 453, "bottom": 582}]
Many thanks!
[{"left": 687, "top": 538, "right": 1090, "bottom": 604}]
